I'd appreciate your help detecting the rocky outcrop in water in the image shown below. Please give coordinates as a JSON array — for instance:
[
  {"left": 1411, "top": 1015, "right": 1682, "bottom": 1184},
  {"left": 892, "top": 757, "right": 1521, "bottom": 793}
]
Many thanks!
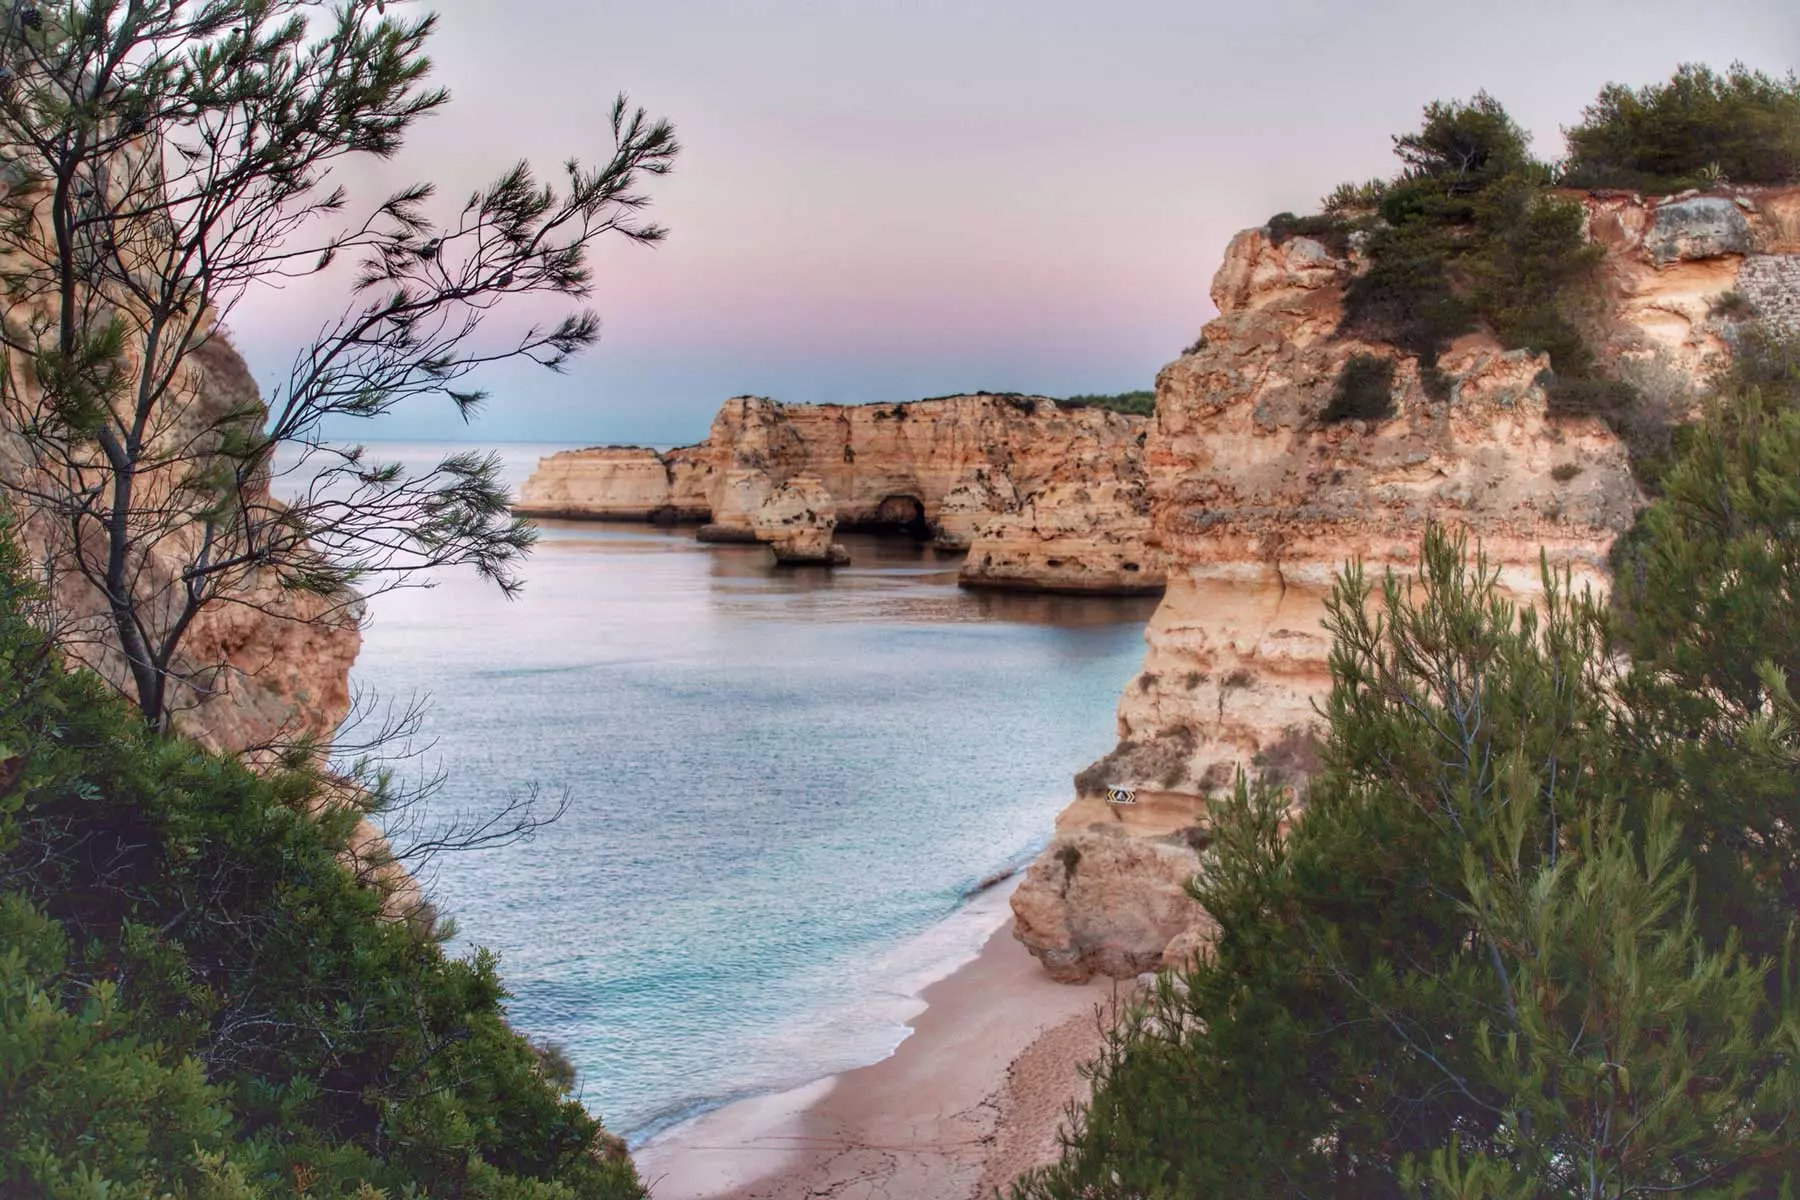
[
  {"left": 752, "top": 474, "right": 850, "bottom": 565},
  {"left": 515, "top": 394, "right": 1165, "bottom": 594},
  {"left": 1013, "top": 185, "right": 1800, "bottom": 982}
]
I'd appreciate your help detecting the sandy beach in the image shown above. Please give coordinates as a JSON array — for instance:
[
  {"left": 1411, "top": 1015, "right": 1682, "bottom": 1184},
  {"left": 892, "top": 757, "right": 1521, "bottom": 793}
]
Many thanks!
[{"left": 636, "top": 913, "right": 1125, "bottom": 1200}]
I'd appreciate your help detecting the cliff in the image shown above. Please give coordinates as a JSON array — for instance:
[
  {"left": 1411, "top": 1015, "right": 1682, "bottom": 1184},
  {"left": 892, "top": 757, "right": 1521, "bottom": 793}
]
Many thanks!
[
  {"left": 0, "top": 332, "right": 362, "bottom": 759},
  {"left": 515, "top": 394, "right": 1166, "bottom": 595},
  {"left": 1013, "top": 185, "right": 1800, "bottom": 983}
]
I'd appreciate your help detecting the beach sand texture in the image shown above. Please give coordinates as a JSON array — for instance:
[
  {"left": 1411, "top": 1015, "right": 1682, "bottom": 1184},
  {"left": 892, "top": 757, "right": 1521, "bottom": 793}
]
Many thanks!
[{"left": 637, "top": 922, "right": 1124, "bottom": 1200}]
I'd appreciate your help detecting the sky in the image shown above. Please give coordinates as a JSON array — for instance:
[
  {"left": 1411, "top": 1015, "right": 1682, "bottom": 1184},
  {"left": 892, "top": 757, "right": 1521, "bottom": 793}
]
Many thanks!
[{"left": 225, "top": 0, "right": 1800, "bottom": 447}]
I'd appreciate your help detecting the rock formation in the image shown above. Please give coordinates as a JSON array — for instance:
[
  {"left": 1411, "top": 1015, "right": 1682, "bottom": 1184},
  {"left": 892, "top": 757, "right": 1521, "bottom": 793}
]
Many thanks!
[
  {"left": 1013, "top": 185, "right": 1800, "bottom": 982},
  {"left": 0, "top": 331, "right": 362, "bottom": 759},
  {"left": 751, "top": 474, "right": 850, "bottom": 565},
  {"left": 515, "top": 393, "right": 1166, "bottom": 594}
]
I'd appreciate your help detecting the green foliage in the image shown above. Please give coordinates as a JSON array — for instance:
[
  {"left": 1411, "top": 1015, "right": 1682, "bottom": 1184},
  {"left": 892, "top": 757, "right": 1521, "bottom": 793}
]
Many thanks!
[
  {"left": 1393, "top": 91, "right": 1535, "bottom": 187},
  {"left": 1609, "top": 372, "right": 1800, "bottom": 961},
  {"left": 1057, "top": 391, "right": 1155, "bottom": 417},
  {"left": 1016, "top": 525, "right": 1800, "bottom": 1198},
  {"left": 1321, "top": 177, "right": 1389, "bottom": 215},
  {"left": 0, "top": 533, "right": 641, "bottom": 1199},
  {"left": 1321, "top": 353, "right": 1397, "bottom": 423},
  {"left": 1565, "top": 63, "right": 1800, "bottom": 191},
  {"left": 1405, "top": 798, "right": 1800, "bottom": 1199},
  {"left": 1265, "top": 211, "right": 1353, "bottom": 256},
  {"left": 0, "top": 898, "right": 253, "bottom": 1200},
  {"left": 1340, "top": 95, "right": 1602, "bottom": 402}
]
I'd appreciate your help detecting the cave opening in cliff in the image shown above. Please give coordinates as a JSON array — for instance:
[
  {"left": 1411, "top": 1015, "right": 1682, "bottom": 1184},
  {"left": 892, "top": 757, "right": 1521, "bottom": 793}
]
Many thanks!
[{"left": 844, "top": 494, "right": 932, "bottom": 541}]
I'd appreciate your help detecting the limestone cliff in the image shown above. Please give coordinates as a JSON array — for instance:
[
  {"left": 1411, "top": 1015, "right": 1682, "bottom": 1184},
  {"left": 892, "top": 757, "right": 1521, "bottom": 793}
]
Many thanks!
[
  {"left": 1013, "top": 185, "right": 1800, "bottom": 982},
  {"left": 0, "top": 331, "right": 362, "bottom": 758},
  {"left": 515, "top": 394, "right": 1165, "bottom": 595}
]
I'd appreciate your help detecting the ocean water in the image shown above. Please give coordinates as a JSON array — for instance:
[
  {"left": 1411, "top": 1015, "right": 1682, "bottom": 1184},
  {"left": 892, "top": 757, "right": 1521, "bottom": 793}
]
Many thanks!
[{"left": 327, "top": 442, "right": 1155, "bottom": 1142}]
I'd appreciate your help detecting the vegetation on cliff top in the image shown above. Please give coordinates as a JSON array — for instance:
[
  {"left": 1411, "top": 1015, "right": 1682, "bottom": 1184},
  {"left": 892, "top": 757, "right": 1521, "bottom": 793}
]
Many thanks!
[
  {"left": 0, "top": 525, "right": 641, "bottom": 1199},
  {"left": 1057, "top": 391, "right": 1156, "bottom": 417},
  {"left": 1564, "top": 62, "right": 1800, "bottom": 192},
  {"left": 1015, "top": 328, "right": 1800, "bottom": 1195},
  {"left": 1273, "top": 70, "right": 1793, "bottom": 477}
]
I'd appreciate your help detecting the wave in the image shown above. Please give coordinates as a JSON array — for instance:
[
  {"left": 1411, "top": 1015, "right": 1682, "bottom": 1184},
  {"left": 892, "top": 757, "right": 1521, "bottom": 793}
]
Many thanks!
[{"left": 628, "top": 841, "right": 1051, "bottom": 1148}]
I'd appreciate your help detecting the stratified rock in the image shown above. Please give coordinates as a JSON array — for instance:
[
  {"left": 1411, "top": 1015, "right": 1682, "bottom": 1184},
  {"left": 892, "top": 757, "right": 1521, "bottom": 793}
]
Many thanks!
[
  {"left": 1014, "top": 184, "right": 1800, "bottom": 982},
  {"left": 960, "top": 479, "right": 1161, "bottom": 595},
  {"left": 752, "top": 474, "right": 848, "bottom": 566},
  {"left": 515, "top": 393, "right": 1162, "bottom": 595},
  {"left": 514, "top": 446, "right": 690, "bottom": 522}
]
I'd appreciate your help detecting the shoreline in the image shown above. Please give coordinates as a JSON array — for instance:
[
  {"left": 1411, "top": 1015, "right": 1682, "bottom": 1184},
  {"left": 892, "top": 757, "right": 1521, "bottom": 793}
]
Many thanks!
[
  {"left": 636, "top": 903, "right": 1123, "bottom": 1200},
  {"left": 622, "top": 879, "right": 1033, "bottom": 1149}
]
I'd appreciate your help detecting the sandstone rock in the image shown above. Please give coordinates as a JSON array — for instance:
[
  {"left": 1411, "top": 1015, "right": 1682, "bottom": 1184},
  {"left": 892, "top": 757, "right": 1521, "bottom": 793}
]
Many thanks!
[
  {"left": 1010, "top": 832, "right": 1209, "bottom": 983},
  {"left": 516, "top": 393, "right": 1160, "bottom": 594},
  {"left": 752, "top": 474, "right": 848, "bottom": 566},
  {"left": 0, "top": 333, "right": 361, "bottom": 756},
  {"left": 513, "top": 446, "right": 692, "bottom": 522},
  {"left": 961, "top": 479, "right": 1164, "bottom": 595}
]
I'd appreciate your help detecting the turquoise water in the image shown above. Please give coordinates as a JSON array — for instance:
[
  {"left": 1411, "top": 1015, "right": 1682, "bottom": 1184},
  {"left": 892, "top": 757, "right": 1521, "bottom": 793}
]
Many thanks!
[{"left": 336, "top": 444, "right": 1155, "bottom": 1142}]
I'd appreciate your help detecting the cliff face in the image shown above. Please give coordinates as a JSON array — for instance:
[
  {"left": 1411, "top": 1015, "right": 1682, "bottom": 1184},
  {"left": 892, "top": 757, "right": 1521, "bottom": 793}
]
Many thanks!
[
  {"left": 1013, "top": 186, "right": 1800, "bottom": 983},
  {"left": 0, "top": 332, "right": 362, "bottom": 758},
  {"left": 515, "top": 394, "right": 1166, "bottom": 595}
]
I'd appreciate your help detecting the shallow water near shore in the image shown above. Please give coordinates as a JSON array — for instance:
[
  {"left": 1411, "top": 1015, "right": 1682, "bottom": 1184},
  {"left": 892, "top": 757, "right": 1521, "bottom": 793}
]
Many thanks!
[{"left": 329, "top": 442, "right": 1155, "bottom": 1143}]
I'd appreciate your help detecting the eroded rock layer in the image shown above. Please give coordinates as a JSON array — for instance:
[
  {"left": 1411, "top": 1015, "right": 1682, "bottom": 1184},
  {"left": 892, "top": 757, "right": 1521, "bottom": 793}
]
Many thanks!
[
  {"left": 1013, "top": 185, "right": 1800, "bottom": 982},
  {"left": 515, "top": 394, "right": 1165, "bottom": 594}
]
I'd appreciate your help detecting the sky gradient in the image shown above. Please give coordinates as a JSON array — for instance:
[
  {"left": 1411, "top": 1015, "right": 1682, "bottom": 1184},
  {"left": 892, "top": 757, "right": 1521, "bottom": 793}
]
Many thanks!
[{"left": 228, "top": 0, "right": 1800, "bottom": 446}]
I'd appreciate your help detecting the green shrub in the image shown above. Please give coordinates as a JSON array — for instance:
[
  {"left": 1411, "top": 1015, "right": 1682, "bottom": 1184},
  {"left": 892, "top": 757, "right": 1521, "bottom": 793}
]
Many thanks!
[
  {"left": 1321, "top": 354, "right": 1398, "bottom": 424},
  {"left": 1265, "top": 211, "right": 1352, "bottom": 256},
  {"left": 1392, "top": 91, "right": 1534, "bottom": 189},
  {"left": 1015, "top": 525, "right": 1800, "bottom": 1199},
  {"left": 0, "top": 530, "right": 642, "bottom": 1199},
  {"left": 1058, "top": 391, "right": 1155, "bottom": 417},
  {"left": 1320, "top": 178, "right": 1389, "bottom": 214},
  {"left": 1340, "top": 192, "right": 1473, "bottom": 367},
  {"left": 1336, "top": 95, "right": 1615, "bottom": 432},
  {"left": 1564, "top": 63, "right": 1800, "bottom": 191},
  {"left": 1710, "top": 290, "right": 1757, "bottom": 320},
  {"left": 1725, "top": 321, "right": 1800, "bottom": 407}
]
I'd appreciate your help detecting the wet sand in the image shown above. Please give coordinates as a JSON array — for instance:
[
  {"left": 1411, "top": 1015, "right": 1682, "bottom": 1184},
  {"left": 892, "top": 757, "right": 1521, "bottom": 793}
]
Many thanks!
[{"left": 637, "top": 921, "right": 1124, "bottom": 1200}]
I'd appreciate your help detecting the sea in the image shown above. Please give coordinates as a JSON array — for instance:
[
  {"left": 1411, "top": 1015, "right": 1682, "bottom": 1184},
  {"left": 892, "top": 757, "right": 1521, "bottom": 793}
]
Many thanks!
[{"left": 311, "top": 442, "right": 1156, "bottom": 1144}]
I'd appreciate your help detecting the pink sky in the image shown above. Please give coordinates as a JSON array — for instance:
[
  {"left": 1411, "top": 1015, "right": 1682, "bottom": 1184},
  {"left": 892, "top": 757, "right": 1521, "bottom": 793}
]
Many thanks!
[{"left": 228, "top": 0, "right": 1800, "bottom": 445}]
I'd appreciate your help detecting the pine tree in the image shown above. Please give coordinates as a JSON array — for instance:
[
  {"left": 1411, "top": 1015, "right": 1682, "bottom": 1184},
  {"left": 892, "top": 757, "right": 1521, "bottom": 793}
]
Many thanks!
[
  {"left": 1014, "top": 527, "right": 1800, "bottom": 1198},
  {"left": 1610, "top": 335, "right": 1800, "bottom": 959}
]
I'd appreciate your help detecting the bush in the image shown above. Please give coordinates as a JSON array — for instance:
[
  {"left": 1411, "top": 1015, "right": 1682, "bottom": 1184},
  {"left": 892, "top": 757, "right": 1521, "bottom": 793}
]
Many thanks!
[
  {"left": 1340, "top": 188, "right": 1473, "bottom": 366},
  {"left": 1564, "top": 63, "right": 1800, "bottom": 191},
  {"left": 1709, "top": 289, "right": 1757, "bottom": 320},
  {"left": 1321, "top": 354, "right": 1397, "bottom": 423},
  {"left": 1058, "top": 390, "right": 1155, "bottom": 417},
  {"left": 1266, "top": 211, "right": 1352, "bottom": 256},
  {"left": 1015, "top": 526, "right": 1800, "bottom": 1199},
  {"left": 1320, "top": 178, "right": 1389, "bottom": 214},
  {"left": 0, "top": 530, "right": 642, "bottom": 1199},
  {"left": 1393, "top": 91, "right": 1535, "bottom": 188},
  {"left": 1724, "top": 321, "right": 1800, "bottom": 407}
]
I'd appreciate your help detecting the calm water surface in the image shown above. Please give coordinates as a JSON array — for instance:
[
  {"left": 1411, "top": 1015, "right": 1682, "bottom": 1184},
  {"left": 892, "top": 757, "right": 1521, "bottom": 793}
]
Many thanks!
[{"left": 334, "top": 443, "right": 1155, "bottom": 1141}]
